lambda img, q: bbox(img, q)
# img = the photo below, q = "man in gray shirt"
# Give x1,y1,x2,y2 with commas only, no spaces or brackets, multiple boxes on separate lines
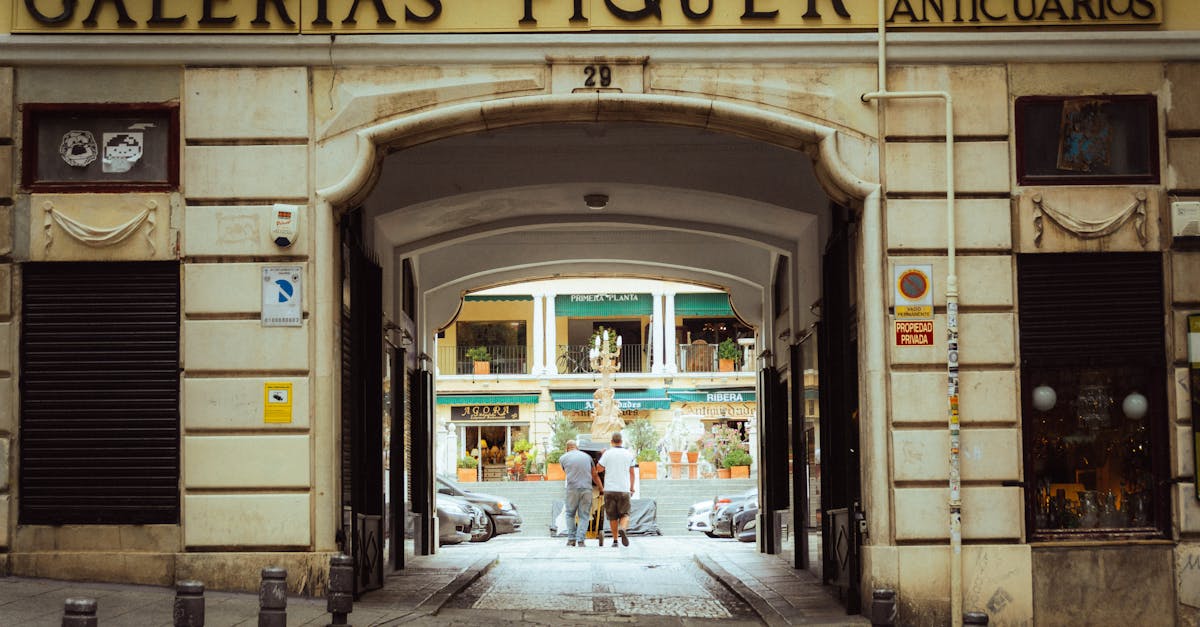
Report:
559,440,601,547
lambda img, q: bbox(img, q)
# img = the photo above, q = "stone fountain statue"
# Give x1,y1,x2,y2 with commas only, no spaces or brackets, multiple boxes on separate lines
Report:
589,329,625,440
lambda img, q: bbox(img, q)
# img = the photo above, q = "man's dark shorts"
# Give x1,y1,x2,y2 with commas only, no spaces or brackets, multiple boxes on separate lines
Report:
604,491,631,519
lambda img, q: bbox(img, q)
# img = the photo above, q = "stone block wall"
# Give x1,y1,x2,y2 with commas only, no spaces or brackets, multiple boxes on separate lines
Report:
1166,61,1200,627
179,67,316,553
0,66,13,554
876,63,1031,625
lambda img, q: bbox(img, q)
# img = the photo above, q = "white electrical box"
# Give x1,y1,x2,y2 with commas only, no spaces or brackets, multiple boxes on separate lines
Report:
1173,201,1200,239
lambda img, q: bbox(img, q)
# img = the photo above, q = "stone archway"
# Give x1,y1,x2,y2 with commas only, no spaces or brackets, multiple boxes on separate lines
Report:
310,91,890,574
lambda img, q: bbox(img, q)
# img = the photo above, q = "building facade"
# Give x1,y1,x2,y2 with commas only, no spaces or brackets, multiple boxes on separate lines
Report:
0,1,1198,624
433,281,760,479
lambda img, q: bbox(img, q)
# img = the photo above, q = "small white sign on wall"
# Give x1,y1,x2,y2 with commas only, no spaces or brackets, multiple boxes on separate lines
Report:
262,266,302,327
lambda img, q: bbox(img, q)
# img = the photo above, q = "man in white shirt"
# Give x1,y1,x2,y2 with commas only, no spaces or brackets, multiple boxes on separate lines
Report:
596,431,637,547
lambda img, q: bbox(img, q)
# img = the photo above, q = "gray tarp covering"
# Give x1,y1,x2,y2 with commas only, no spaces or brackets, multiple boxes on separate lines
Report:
549,498,662,537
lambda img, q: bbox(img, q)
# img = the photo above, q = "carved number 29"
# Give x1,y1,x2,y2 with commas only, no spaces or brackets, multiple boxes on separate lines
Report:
583,65,612,88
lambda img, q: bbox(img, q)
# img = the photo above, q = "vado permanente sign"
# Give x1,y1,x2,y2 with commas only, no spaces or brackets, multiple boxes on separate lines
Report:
13,0,1162,33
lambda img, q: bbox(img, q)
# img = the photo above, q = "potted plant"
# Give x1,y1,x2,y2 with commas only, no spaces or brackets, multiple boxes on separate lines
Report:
465,346,491,374
456,455,478,482
723,447,753,479
546,448,566,481
524,448,544,481
698,424,743,478
545,415,578,481
687,442,700,479
637,448,660,480
717,338,741,372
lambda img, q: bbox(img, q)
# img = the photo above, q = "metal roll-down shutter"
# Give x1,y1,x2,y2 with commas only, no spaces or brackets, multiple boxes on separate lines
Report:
20,262,180,525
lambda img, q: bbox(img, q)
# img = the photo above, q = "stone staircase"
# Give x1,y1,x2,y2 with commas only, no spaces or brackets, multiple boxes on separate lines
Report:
451,476,758,537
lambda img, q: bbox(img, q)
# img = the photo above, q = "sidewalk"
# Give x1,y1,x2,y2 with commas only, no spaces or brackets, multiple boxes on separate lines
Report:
0,537,869,625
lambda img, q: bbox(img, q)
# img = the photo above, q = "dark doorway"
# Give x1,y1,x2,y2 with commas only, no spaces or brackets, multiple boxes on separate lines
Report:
818,209,862,614
340,211,385,596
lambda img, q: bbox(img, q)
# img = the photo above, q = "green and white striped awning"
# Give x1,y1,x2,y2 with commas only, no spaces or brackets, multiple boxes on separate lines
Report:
668,389,756,403
553,389,671,411
437,394,541,405
555,293,652,317
674,293,734,317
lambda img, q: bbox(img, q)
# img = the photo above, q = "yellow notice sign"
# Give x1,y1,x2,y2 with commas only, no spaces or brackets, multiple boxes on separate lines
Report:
264,382,294,424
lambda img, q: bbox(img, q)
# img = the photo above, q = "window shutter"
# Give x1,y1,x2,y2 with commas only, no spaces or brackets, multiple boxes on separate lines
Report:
20,262,180,525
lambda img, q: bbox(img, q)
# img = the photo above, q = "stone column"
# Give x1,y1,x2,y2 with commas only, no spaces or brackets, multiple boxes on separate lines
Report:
442,422,458,476
544,292,558,374
532,292,546,375
651,291,665,374
663,291,678,374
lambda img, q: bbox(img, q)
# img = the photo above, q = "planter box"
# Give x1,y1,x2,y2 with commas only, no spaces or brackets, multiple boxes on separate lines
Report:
547,462,565,481
717,468,732,479
524,473,544,481
457,467,477,482
718,358,735,372
639,461,657,479
730,465,750,479
473,360,490,375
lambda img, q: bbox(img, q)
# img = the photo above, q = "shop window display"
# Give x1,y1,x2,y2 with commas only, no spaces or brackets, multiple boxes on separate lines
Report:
1025,365,1158,534
1017,252,1168,540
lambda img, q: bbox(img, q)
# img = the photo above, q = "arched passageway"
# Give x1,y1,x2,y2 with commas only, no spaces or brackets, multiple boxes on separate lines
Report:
316,93,885,617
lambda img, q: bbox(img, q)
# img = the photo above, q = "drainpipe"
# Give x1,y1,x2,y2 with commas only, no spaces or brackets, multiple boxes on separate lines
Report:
860,2,962,626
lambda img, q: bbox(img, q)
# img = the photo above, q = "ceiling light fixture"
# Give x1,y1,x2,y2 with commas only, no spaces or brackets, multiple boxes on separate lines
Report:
584,194,609,211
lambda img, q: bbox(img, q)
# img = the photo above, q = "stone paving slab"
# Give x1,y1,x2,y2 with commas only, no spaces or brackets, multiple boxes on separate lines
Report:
0,536,868,626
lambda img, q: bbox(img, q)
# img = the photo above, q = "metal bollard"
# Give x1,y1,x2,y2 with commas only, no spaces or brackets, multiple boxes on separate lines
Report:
62,597,98,627
870,589,897,627
259,566,288,627
964,611,990,625
173,580,205,627
327,553,354,626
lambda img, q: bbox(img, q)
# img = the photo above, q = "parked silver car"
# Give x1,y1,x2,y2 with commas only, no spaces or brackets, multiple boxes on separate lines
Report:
437,494,483,545
687,499,715,535
437,475,523,541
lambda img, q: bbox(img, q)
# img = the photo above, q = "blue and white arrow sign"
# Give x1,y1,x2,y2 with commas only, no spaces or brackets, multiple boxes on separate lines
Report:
262,266,303,327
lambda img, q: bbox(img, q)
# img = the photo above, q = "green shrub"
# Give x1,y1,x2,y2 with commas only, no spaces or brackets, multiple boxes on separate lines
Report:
465,346,491,361
457,455,478,469
546,448,564,464
722,447,753,469
626,419,659,460
717,338,741,362
549,414,579,453
637,448,660,463
512,438,533,454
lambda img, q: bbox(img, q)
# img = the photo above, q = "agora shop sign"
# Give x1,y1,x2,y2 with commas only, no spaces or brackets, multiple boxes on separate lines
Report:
14,0,1162,33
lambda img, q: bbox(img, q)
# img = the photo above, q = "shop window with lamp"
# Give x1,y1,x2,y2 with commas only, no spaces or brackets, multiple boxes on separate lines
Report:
1018,252,1169,540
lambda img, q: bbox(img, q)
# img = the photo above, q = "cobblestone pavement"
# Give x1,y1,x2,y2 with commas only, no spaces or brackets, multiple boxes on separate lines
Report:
0,535,868,626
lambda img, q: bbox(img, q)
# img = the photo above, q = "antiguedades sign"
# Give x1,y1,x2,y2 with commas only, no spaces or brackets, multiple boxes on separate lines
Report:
13,0,1163,33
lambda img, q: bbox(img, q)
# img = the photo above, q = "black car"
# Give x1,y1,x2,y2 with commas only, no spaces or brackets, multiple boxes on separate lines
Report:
437,475,523,541
711,488,757,538
733,501,758,542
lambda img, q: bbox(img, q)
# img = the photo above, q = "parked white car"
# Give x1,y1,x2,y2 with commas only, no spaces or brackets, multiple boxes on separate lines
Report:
687,499,715,536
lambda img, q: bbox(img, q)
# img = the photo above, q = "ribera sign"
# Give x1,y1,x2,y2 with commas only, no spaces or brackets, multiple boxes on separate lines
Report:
13,0,1162,32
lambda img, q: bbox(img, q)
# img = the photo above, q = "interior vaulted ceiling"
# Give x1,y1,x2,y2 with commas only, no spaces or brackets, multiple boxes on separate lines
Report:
362,122,832,331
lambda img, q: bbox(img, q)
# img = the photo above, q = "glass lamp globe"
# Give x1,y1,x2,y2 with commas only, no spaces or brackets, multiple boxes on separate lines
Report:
1122,392,1148,420
1031,385,1057,412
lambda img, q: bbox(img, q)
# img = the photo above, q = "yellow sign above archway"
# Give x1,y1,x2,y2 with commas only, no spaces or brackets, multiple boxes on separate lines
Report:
8,0,1169,34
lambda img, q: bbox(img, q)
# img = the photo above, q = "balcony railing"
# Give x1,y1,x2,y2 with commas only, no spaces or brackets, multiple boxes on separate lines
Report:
436,342,751,375
677,343,754,373
556,344,648,374
438,345,528,375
